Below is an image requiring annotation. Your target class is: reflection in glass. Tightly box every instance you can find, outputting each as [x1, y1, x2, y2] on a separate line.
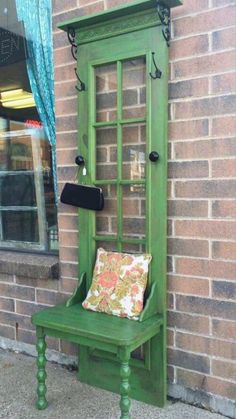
[122, 57, 146, 119]
[96, 185, 117, 236]
[96, 127, 117, 180]
[122, 124, 146, 180]
[122, 184, 146, 239]
[96, 63, 117, 122]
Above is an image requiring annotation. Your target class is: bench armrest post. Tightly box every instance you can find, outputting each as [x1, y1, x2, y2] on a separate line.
[66, 272, 87, 307]
[139, 282, 158, 322]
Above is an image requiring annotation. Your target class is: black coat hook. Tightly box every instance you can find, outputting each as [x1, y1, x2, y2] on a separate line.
[149, 52, 162, 80]
[74, 68, 85, 92]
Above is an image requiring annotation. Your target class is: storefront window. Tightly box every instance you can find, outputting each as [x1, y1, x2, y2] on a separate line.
[0, 0, 58, 252]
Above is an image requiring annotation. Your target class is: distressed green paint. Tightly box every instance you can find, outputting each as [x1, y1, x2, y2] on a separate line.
[32, 0, 182, 414]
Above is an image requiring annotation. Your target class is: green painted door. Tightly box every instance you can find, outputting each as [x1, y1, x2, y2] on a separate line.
[77, 25, 168, 405]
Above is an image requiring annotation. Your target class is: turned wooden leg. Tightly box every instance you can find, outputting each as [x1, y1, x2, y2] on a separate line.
[36, 327, 48, 410]
[119, 348, 131, 419]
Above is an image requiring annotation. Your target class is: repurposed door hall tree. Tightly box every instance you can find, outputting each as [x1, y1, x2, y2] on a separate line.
[32, 0, 182, 417]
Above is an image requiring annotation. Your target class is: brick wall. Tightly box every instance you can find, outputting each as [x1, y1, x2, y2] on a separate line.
[54, 0, 236, 412]
[0, 0, 235, 416]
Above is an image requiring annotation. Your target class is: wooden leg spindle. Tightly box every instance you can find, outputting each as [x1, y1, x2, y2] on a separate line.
[36, 329, 48, 410]
[119, 348, 131, 419]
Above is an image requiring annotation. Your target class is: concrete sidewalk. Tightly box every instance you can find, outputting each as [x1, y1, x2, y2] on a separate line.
[0, 349, 225, 419]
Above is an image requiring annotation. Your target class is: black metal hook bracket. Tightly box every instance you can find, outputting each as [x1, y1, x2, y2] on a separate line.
[67, 27, 86, 92]
[156, 1, 171, 47]
[74, 69, 86, 92]
[149, 52, 162, 80]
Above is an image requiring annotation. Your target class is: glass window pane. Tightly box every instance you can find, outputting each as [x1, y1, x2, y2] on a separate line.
[122, 57, 146, 120]
[1, 210, 39, 243]
[122, 124, 146, 180]
[96, 127, 117, 180]
[122, 184, 146, 239]
[96, 63, 117, 122]
[0, 173, 36, 207]
[96, 185, 117, 236]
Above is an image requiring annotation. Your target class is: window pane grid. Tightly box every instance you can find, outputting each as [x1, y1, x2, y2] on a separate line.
[94, 56, 147, 252]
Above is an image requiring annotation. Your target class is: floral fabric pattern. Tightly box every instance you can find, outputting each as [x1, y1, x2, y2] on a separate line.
[82, 248, 152, 320]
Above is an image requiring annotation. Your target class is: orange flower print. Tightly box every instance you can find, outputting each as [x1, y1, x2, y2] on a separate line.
[131, 285, 139, 295]
[134, 300, 143, 313]
[97, 271, 119, 288]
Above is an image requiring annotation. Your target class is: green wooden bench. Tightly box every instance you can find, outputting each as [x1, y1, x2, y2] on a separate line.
[32, 1, 182, 418]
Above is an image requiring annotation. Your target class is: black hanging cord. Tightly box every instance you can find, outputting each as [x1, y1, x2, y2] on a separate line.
[149, 52, 162, 80]
[67, 27, 85, 92]
[156, 1, 171, 47]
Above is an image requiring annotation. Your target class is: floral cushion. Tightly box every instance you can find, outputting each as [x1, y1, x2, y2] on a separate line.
[82, 248, 152, 320]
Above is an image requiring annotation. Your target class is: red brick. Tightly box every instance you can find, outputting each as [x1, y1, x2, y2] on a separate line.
[56, 115, 77, 132]
[175, 257, 236, 280]
[168, 238, 209, 258]
[60, 278, 77, 293]
[0, 324, 15, 339]
[212, 72, 236, 94]
[177, 369, 236, 400]
[52, 0, 77, 15]
[212, 241, 236, 260]
[172, 0, 209, 18]
[0, 283, 35, 302]
[176, 220, 235, 241]
[59, 247, 78, 263]
[36, 289, 69, 306]
[58, 214, 78, 231]
[168, 311, 210, 334]
[168, 200, 208, 218]
[60, 262, 78, 279]
[205, 376, 236, 400]
[169, 78, 209, 99]
[175, 180, 236, 199]
[56, 132, 77, 149]
[212, 200, 236, 218]
[212, 359, 236, 381]
[56, 98, 77, 117]
[169, 119, 209, 141]
[59, 230, 78, 247]
[168, 161, 209, 178]
[175, 94, 236, 119]
[174, 51, 236, 79]
[212, 26, 236, 50]
[212, 159, 236, 178]
[15, 276, 58, 291]
[15, 301, 48, 316]
[167, 329, 175, 347]
[174, 138, 236, 159]
[0, 297, 14, 312]
[173, 6, 236, 37]
[212, 280, 236, 300]
[176, 332, 236, 359]
[176, 294, 236, 320]
[168, 275, 210, 297]
[170, 35, 209, 60]
[54, 47, 74, 67]
[212, 116, 236, 137]
[212, 319, 236, 340]
[168, 348, 210, 374]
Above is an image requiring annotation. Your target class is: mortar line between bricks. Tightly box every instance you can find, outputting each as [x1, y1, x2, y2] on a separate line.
[168, 327, 236, 344]
[173, 291, 236, 302]
[171, 365, 236, 384]
[167, 69, 236, 82]
[170, 46, 236, 64]
[168, 91, 236, 104]
[169, 345, 236, 365]
[172, 4, 236, 23]
[52, 7, 80, 17]
[170, 308, 236, 322]
[168, 269, 236, 278]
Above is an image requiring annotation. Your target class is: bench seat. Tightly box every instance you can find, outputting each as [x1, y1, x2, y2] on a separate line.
[32, 303, 163, 348]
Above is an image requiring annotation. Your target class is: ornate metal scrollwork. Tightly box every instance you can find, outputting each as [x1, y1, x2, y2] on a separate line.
[156, 1, 171, 47]
[67, 27, 85, 92]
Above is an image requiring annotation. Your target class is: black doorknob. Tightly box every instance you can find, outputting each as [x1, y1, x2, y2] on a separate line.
[149, 151, 160, 162]
[75, 155, 85, 166]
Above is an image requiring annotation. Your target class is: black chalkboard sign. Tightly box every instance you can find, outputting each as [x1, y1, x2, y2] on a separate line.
[0, 22, 27, 67]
